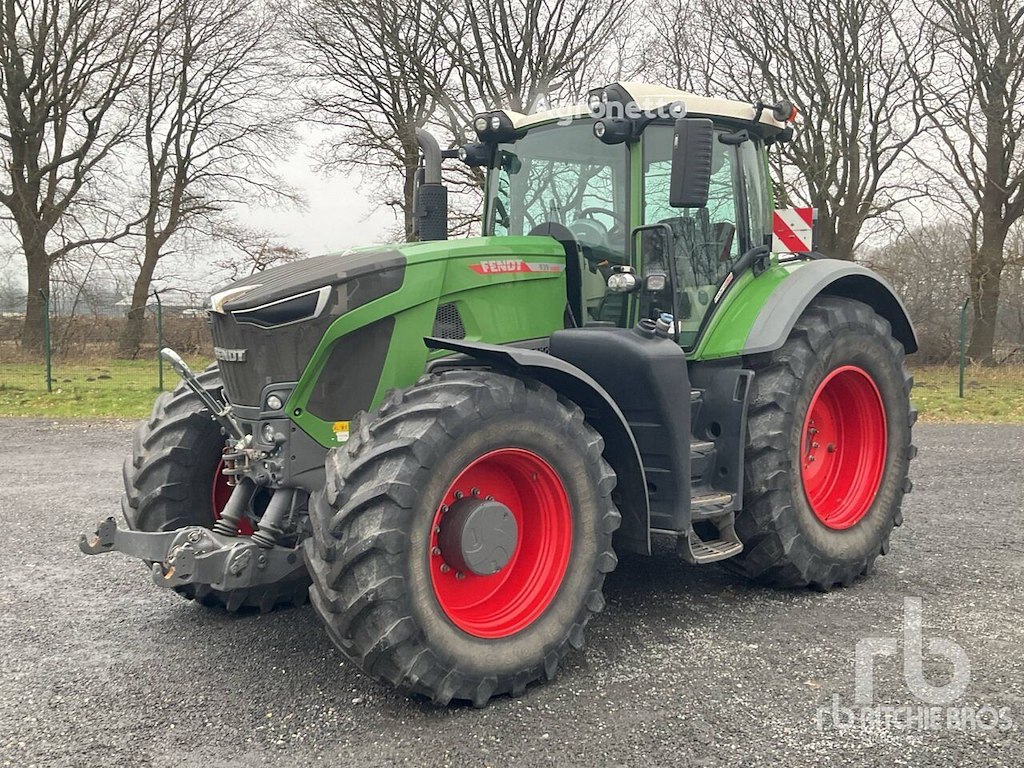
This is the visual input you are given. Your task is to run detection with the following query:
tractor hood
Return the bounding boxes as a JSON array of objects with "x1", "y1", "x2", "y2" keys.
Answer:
[
  {"x1": 207, "y1": 245, "x2": 408, "y2": 407},
  {"x1": 206, "y1": 236, "x2": 568, "y2": 409},
  {"x1": 210, "y1": 246, "x2": 407, "y2": 319}
]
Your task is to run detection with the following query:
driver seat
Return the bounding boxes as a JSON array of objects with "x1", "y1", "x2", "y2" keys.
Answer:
[{"x1": 528, "y1": 221, "x2": 584, "y2": 328}]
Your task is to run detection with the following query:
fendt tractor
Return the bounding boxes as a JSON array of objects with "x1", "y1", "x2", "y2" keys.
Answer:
[{"x1": 81, "y1": 82, "x2": 917, "y2": 706}]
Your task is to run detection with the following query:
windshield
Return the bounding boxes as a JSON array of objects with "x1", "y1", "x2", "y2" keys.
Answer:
[{"x1": 486, "y1": 121, "x2": 629, "y2": 324}]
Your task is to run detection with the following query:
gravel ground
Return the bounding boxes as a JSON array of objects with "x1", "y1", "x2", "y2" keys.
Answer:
[{"x1": 0, "y1": 419, "x2": 1021, "y2": 767}]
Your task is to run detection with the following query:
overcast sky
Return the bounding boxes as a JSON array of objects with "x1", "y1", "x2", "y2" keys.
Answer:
[{"x1": 241, "y1": 138, "x2": 396, "y2": 256}]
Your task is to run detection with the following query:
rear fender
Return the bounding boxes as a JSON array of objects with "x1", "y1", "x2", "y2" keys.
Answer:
[
  {"x1": 424, "y1": 337, "x2": 651, "y2": 555},
  {"x1": 745, "y1": 260, "x2": 918, "y2": 355}
]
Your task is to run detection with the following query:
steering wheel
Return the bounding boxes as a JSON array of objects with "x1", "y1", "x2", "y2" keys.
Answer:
[
  {"x1": 579, "y1": 206, "x2": 627, "y2": 226},
  {"x1": 567, "y1": 217, "x2": 609, "y2": 249}
]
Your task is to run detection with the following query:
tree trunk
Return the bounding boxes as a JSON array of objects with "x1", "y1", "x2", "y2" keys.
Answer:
[
  {"x1": 966, "y1": 219, "x2": 1006, "y2": 364},
  {"x1": 21, "y1": 237, "x2": 50, "y2": 355},
  {"x1": 118, "y1": 242, "x2": 160, "y2": 358}
]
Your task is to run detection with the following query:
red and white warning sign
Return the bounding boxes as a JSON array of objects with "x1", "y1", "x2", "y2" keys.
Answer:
[{"x1": 772, "y1": 207, "x2": 815, "y2": 253}]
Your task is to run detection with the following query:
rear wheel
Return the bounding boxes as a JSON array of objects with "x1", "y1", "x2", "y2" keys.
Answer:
[
  {"x1": 122, "y1": 366, "x2": 308, "y2": 611},
  {"x1": 731, "y1": 297, "x2": 915, "y2": 589},
  {"x1": 305, "y1": 370, "x2": 620, "y2": 706}
]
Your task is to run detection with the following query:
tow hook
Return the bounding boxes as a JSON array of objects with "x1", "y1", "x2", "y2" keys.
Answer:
[{"x1": 78, "y1": 517, "x2": 303, "y2": 592}]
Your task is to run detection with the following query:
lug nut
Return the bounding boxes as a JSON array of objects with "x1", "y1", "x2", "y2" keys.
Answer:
[
  {"x1": 455, "y1": 572, "x2": 465, "y2": 580},
  {"x1": 471, "y1": 488, "x2": 480, "y2": 497},
  {"x1": 440, "y1": 564, "x2": 450, "y2": 573},
  {"x1": 434, "y1": 526, "x2": 441, "y2": 534},
  {"x1": 431, "y1": 546, "x2": 441, "y2": 556},
  {"x1": 454, "y1": 490, "x2": 464, "y2": 500},
  {"x1": 827, "y1": 443, "x2": 837, "y2": 453}
]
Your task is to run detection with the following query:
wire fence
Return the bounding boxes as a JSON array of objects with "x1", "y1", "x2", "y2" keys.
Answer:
[
  {"x1": 1, "y1": 291, "x2": 1021, "y2": 421},
  {"x1": 0, "y1": 292, "x2": 212, "y2": 412}
]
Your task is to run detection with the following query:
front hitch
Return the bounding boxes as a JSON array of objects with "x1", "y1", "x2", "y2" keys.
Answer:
[{"x1": 79, "y1": 517, "x2": 303, "y2": 592}]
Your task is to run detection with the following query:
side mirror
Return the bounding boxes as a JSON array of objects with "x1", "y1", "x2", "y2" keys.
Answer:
[{"x1": 669, "y1": 118, "x2": 714, "y2": 209}]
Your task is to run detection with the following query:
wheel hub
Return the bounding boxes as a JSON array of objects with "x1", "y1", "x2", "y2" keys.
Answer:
[
  {"x1": 438, "y1": 497, "x2": 519, "y2": 576},
  {"x1": 428, "y1": 448, "x2": 573, "y2": 639}
]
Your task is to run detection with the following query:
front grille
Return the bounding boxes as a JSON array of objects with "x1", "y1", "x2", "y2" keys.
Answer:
[{"x1": 210, "y1": 306, "x2": 335, "y2": 406}]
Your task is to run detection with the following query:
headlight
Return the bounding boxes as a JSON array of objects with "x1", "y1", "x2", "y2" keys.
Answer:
[
  {"x1": 232, "y1": 285, "x2": 331, "y2": 329},
  {"x1": 473, "y1": 111, "x2": 517, "y2": 143}
]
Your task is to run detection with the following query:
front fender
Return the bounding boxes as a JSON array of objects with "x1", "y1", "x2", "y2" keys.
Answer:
[
  {"x1": 424, "y1": 337, "x2": 651, "y2": 555},
  {"x1": 693, "y1": 259, "x2": 918, "y2": 360}
]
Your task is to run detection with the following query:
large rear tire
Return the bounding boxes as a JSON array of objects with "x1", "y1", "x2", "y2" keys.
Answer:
[
  {"x1": 122, "y1": 366, "x2": 309, "y2": 612},
  {"x1": 305, "y1": 370, "x2": 620, "y2": 706},
  {"x1": 731, "y1": 296, "x2": 915, "y2": 589}
]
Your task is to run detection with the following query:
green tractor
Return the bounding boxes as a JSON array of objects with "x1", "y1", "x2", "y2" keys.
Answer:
[{"x1": 81, "y1": 82, "x2": 916, "y2": 706}]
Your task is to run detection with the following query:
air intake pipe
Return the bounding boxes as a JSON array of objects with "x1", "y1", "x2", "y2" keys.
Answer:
[{"x1": 413, "y1": 129, "x2": 448, "y2": 241}]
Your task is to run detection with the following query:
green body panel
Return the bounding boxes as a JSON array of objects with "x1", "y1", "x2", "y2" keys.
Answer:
[
  {"x1": 689, "y1": 258, "x2": 802, "y2": 360},
  {"x1": 286, "y1": 236, "x2": 568, "y2": 447}
]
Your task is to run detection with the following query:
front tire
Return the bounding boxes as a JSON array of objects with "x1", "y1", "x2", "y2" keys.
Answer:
[
  {"x1": 122, "y1": 366, "x2": 309, "y2": 612},
  {"x1": 731, "y1": 297, "x2": 915, "y2": 589},
  {"x1": 305, "y1": 370, "x2": 620, "y2": 706}
]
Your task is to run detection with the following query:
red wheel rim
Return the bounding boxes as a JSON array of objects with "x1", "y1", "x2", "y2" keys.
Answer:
[
  {"x1": 212, "y1": 459, "x2": 253, "y2": 536},
  {"x1": 429, "y1": 448, "x2": 573, "y2": 639},
  {"x1": 800, "y1": 365, "x2": 887, "y2": 530}
]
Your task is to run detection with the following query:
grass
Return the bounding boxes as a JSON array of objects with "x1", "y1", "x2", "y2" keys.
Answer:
[
  {"x1": 0, "y1": 359, "x2": 1021, "y2": 423},
  {"x1": 0, "y1": 358, "x2": 211, "y2": 419},
  {"x1": 910, "y1": 364, "x2": 1024, "y2": 423}
]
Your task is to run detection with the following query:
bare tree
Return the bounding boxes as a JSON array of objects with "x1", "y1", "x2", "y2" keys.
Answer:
[
  {"x1": 698, "y1": 0, "x2": 928, "y2": 260},
  {"x1": 0, "y1": 0, "x2": 151, "y2": 352},
  {"x1": 912, "y1": 0, "x2": 1024, "y2": 362},
  {"x1": 281, "y1": 0, "x2": 452, "y2": 241},
  {"x1": 439, "y1": 0, "x2": 634, "y2": 118},
  {"x1": 117, "y1": 0, "x2": 296, "y2": 357},
  {"x1": 210, "y1": 224, "x2": 305, "y2": 282},
  {"x1": 283, "y1": 0, "x2": 635, "y2": 242},
  {"x1": 863, "y1": 220, "x2": 970, "y2": 360}
]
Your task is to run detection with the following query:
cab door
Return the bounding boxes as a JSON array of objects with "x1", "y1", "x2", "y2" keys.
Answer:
[{"x1": 639, "y1": 123, "x2": 772, "y2": 348}]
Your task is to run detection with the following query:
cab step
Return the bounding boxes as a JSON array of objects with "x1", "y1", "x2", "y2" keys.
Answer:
[
  {"x1": 679, "y1": 505, "x2": 743, "y2": 564},
  {"x1": 690, "y1": 490, "x2": 735, "y2": 520}
]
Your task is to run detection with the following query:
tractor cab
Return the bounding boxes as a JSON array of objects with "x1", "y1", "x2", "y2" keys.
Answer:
[{"x1": 472, "y1": 82, "x2": 791, "y2": 348}]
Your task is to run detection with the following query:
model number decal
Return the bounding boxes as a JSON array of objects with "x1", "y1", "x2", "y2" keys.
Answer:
[{"x1": 469, "y1": 260, "x2": 565, "y2": 275}]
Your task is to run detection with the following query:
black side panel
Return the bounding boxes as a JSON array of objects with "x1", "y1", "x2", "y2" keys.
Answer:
[
  {"x1": 549, "y1": 328, "x2": 692, "y2": 532},
  {"x1": 689, "y1": 362, "x2": 753, "y2": 502},
  {"x1": 306, "y1": 317, "x2": 395, "y2": 422}
]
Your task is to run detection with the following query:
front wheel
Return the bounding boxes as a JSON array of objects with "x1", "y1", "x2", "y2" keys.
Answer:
[
  {"x1": 305, "y1": 370, "x2": 620, "y2": 706},
  {"x1": 122, "y1": 366, "x2": 309, "y2": 611},
  {"x1": 731, "y1": 296, "x2": 915, "y2": 589}
]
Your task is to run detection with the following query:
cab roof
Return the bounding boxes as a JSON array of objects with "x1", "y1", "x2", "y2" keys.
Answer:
[{"x1": 499, "y1": 81, "x2": 789, "y2": 132}]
